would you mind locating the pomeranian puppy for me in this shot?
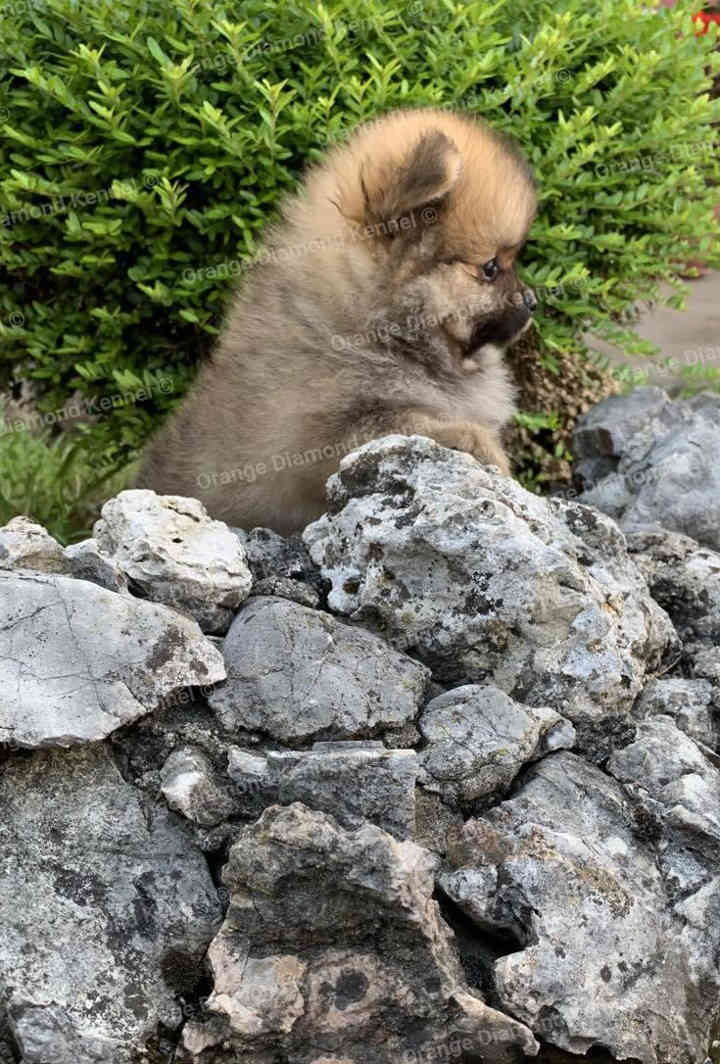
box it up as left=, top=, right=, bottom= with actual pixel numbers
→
left=138, top=107, right=538, bottom=532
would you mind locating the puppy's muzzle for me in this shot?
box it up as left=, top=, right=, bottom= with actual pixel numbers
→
left=468, top=286, right=537, bottom=351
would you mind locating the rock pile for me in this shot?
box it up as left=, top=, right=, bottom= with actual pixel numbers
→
left=1, top=395, right=719, bottom=1064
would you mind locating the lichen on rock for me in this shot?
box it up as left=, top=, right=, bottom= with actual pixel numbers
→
left=1, top=391, right=719, bottom=1064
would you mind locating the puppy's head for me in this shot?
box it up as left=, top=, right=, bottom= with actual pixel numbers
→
left=331, top=108, right=538, bottom=369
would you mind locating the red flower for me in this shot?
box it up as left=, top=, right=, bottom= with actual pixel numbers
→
left=692, top=10, right=720, bottom=35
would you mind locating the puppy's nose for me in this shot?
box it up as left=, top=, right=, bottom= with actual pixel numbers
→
left=523, top=288, right=537, bottom=313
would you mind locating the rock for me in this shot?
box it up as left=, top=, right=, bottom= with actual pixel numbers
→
left=234, top=525, right=324, bottom=588
left=5, top=397, right=720, bottom=1064
left=414, top=788, right=464, bottom=858
left=627, top=527, right=720, bottom=647
left=303, top=435, right=676, bottom=753
left=177, top=802, right=537, bottom=1063
left=418, top=684, right=575, bottom=806
left=111, top=696, right=230, bottom=785
left=226, top=747, right=276, bottom=815
left=691, top=646, right=720, bottom=711
left=440, top=750, right=720, bottom=1064
left=573, top=387, right=720, bottom=550
left=251, top=574, right=320, bottom=607
left=607, top=715, right=720, bottom=845
left=269, top=741, right=418, bottom=839
left=573, top=385, right=679, bottom=466
left=0, top=744, right=222, bottom=1064
left=227, top=741, right=419, bottom=839
left=0, top=570, right=225, bottom=748
left=634, top=677, right=718, bottom=752
left=383, top=720, right=421, bottom=748
left=208, top=596, right=431, bottom=743
left=0, top=516, right=65, bottom=572
left=232, top=525, right=325, bottom=609
left=94, top=489, right=252, bottom=633
left=62, top=537, right=128, bottom=593
left=160, top=746, right=237, bottom=827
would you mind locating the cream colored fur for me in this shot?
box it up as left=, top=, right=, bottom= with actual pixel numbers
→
left=138, top=107, right=538, bottom=532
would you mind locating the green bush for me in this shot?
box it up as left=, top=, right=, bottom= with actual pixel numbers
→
left=0, top=406, right=132, bottom=541
left=1, top=0, right=719, bottom=539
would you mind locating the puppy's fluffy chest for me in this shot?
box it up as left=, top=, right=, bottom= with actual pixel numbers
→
left=355, top=347, right=516, bottom=433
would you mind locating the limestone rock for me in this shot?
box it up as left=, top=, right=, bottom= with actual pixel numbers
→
left=627, top=527, right=720, bottom=646
left=418, top=684, right=575, bottom=805
left=608, top=714, right=720, bottom=845
left=303, top=435, right=676, bottom=752
left=440, top=750, right=720, bottom=1063
left=0, top=744, right=222, bottom=1064
left=233, top=525, right=325, bottom=605
left=0, top=569, right=225, bottom=748
left=178, top=802, right=538, bottom=1063
left=208, top=595, right=431, bottom=743
left=0, top=515, right=65, bottom=572
left=160, top=745, right=237, bottom=827
left=63, top=537, right=128, bottom=592
left=573, top=387, right=720, bottom=550
left=635, top=677, right=718, bottom=752
left=270, top=741, right=418, bottom=839
left=94, top=489, right=252, bottom=633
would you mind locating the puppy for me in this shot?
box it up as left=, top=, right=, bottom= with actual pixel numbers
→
left=137, top=107, right=538, bottom=532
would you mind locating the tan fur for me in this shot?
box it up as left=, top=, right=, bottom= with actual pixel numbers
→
left=137, top=107, right=538, bottom=533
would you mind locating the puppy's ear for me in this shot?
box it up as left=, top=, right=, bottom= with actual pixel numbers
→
left=346, top=130, right=462, bottom=230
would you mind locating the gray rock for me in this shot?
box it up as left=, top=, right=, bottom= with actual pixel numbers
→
left=635, top=677, right=718, bottom=752
left=691, top=646, right=720, bottom=713
left=608, top=715, right=720, bottom=845
left=160, top=746, right=237, bottom=827
left=178, top=802, right=537, bottom=1063
left=94, top=489, right=252, bottom=633
left=0, top=570, right=225, bottom=748
left=63, top=537, right=128, bottom=593
left=233, top=525, right=326, bottom=607
left=414, top=787, right=464, bottom=858
left=627, top=527, right=720, bottom=646
left=0, top=516, right=65, bottom=572
left=228, top=739, right=418, bottom=838
left=573, top=387, right=720, bottom=550
left=303, top=435, right=676, bottom=750
left=208, top=595, right=431, bottom=743
left=269, top=740, right=418, bottom=839
left=251, top=573, right=320, bottom=608
left=226, top=747, right=271, bottom=784
left=418, top=684, right=575, bottom=805
left=0, top=744, right=222, bottom=1064
left=226, top=747, right=276, bottom=815
left=234, top=525, right=322, bottom=584
left=573, top=385, right=681, bottom=466
left=441, top=750, right=720, bottom=1063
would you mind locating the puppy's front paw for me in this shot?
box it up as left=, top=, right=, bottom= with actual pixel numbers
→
left=429, top=421, right=511, bottom=476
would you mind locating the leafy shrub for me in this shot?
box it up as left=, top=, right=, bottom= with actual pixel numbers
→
left=0, top=405, right=132, bottom=541
left=1, top=0, right=719, bottom=538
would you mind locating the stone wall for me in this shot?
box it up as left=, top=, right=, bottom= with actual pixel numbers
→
left=1, top=389, right=719, bottom=1064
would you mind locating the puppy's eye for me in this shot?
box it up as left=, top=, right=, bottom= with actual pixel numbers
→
left=481, top=258, right=499, bottom=281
